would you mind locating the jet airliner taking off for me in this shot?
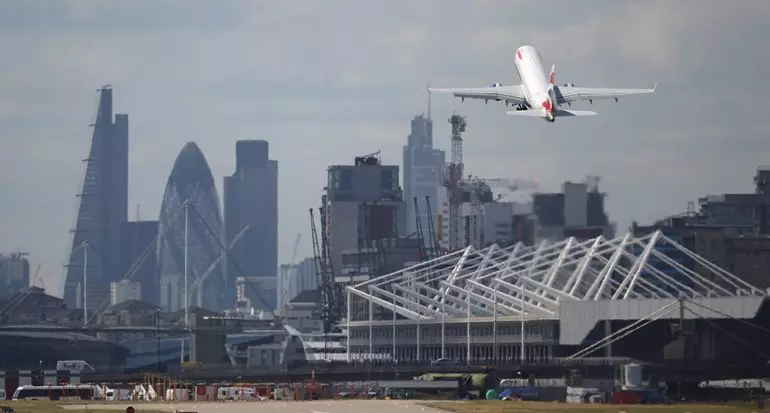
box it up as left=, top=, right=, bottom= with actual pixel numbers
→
left=429, top=45, right=657, bottom=122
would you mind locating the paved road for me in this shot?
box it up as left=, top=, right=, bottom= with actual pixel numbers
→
left=60, top=400, right=448, bottom=413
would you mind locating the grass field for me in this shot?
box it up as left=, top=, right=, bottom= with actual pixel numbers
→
left=421, top=400, right=762, bottom=413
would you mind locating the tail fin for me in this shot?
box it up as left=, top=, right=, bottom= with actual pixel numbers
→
left=548, top=64, right=556, bottom=87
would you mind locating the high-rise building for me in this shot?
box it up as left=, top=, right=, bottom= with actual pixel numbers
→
left=403, top=115, right=445, bottom=237
left=63, top=87, right=129, bottom=309
left=324, top=154, right=406, bottom=283
left=118, top=220, right=159, bottom=304
left=0, top=252, right=30, bottom=297
left=157, top=142, right=225, bottom=311
left=223, top=139, right=278, bottom=310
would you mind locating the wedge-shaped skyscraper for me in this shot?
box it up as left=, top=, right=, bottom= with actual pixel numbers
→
left=63, top=87, right=128, bottom=310
left=157, top=142, right=225, bottom=311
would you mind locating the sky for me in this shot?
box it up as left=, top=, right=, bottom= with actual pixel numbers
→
left=1, top=0, right=769, bottom=298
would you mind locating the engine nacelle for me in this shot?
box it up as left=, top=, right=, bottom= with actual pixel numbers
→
left=562, top=82, right=575, bottom=87
left=490, top=82, right=503, bottom=88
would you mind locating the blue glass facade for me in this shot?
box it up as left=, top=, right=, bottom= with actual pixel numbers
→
left=64, top=87, right=129, bottom=310
left=157, top=142, right=225, bottom=311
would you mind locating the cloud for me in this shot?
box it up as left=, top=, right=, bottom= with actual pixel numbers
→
left=0, top=0, right=769, bottom=297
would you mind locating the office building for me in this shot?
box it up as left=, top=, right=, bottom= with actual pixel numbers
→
left=323, top=154, right=406, bottom=283
left=63, top=86, right=129, bottom=309
left=277, top=257, right=317, bottom=311
left=533, top=178, right=615, bottom=242
left=435, top=184, right=533, bottom=250
left=118, top=220, right=159, bottom=305
left=402, top=114, right=445, bottom=237
left=0, top=252, right=30, bottom=296
left=223, top=140, right=278, bottom=310
left=157, top=142, right=225, bottom=311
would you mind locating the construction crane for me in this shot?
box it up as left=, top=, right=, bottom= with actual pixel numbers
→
left=467, top=176, right=540, bottom=197
left=444, top=113, right=467, bottom=251
left=280, top=233, right=302, bottom=312
left=310, top=208, right=338, bottom=335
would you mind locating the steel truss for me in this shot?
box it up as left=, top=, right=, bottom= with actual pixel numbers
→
left=346, top=230, right=766, bottom=322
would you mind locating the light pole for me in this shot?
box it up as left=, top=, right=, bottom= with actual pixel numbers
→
left=156, top=308, right=161, bottom=373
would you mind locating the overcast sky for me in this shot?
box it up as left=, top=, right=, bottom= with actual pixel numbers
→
left=1, top=0, right=769, bottom=298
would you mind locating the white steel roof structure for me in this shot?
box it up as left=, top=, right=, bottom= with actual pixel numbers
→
left=346, top=230, right=767, bottom=323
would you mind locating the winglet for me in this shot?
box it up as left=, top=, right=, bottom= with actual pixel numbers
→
left=651, top=82, right=658, bottom=92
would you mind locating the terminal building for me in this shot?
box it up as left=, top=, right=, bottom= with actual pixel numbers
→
left=344, top=229, right=770, bottom=365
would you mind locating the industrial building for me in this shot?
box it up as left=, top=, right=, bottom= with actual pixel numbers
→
left=633, top=167, right=770, bottom=290
left=223, top=139, right=278, bottom=310
left=63, top=86, right=129, bottom=310
left=157, top=142, right=225, bottom=312
left=345, top=229, right=768, bottom=364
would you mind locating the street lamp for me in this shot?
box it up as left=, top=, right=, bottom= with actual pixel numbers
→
left=156, top=308, right=161, bottom=373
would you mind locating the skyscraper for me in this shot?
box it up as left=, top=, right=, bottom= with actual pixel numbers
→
left=63, top=86, right=129, bottom=309
left=157, top=142, right=225, bottom=311
left=118, top=220, right=159, bottom=304
left=403, top=114, right=445, bottom=238
left=223, top=140, right=278, bottom=310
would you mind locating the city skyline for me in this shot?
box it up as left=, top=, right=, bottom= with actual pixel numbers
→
left=1, top=1, right=770, bottom=297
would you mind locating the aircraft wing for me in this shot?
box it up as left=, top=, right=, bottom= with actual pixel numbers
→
left=554, top=83, right=657, bottom=104
left=429, top=85, right=527, bottom=105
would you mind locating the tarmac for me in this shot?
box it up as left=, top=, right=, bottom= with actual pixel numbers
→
left=60, top=399, right=452, bottom=413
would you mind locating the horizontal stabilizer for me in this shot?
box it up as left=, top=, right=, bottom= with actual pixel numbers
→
left=556, top=109, right=597, bottom=116
left=506, top=110, right=545, bottom=117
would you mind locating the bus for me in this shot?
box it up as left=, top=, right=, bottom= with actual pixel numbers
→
left=12, top=384, right=103, bottom=400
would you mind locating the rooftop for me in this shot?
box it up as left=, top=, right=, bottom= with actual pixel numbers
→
left=346, top=230, right=766, bottom=323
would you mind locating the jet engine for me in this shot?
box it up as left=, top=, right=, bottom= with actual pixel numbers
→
left=490, top=82, right=503, bottom=87
left=562, top=82, right=575, bottom=87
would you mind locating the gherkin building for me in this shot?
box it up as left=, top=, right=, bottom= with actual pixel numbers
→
left=157, top=142, right=225, bottom=311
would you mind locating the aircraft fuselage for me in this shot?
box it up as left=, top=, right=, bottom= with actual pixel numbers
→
left=513, top=45, right=556, bottom=122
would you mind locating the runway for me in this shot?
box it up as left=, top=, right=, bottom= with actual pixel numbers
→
left=60, top=399, right=451, bottom=413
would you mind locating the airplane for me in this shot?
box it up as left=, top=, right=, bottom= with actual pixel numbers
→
left=429, top=45, right=657, bottom=122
